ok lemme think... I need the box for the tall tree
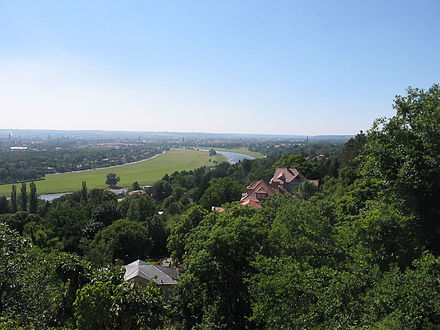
[20,183,27,211]
[29,182,38,214]
[132,181,140,191]
[81,181,87,201]
[0,195,9,214]
[360,84,440,253]
[10,185,17,213]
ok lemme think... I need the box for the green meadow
[0,149,227,196]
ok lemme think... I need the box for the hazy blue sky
[1,1,439,135]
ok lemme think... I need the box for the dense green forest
[1,85,440,328]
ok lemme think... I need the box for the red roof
[270,168,307,185]
[240,179,280,209]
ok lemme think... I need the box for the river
[198,149,255,164]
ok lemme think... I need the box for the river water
[39,192,72,201]
[198,149,255,164]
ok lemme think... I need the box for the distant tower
[182,137,185,143]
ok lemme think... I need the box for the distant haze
[1,1,439,135]
[0,129,352,142]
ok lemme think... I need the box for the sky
[0,1,439,135]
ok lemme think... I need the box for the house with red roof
[270,168,318,193]
[240,179,282,209]
[240,168,318,209]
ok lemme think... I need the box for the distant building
[270,168,317,193]
[140,185,153,194]
[128,190,147,196]
[240,168,318,209]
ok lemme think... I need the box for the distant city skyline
[1,1,439,135]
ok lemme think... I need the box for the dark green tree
[74,281,165,330]
[176,204,267,329]
[20,182,27,211]
[10,185,17,213]
[360,84,440,253]
[132,181,141,190]
[0,196,9,214]
[274,154,320,179]
[105,173,120,188]
[81,181,87,201]
[152,180,172,203]
[126,199,140,222]
[199,177,244,210]
[29,182,38,214]
[87,219,152,265]
[91,201,122,227]
[167,205,208,265]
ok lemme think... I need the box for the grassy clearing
[209,147,264,159]
[0,149,227,196]
[209,154,227,164]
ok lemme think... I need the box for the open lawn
[209,147,264,159]
[0,149,227,196]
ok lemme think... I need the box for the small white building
[123,260,178,298]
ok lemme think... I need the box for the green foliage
[293,181,319,200]
[337,131,366,185]
[126,195,158,221]
[269,198,339,267]
[361,253,440,328]
[176,204,268,329]
[167,205,208,265]
[361,84,440,253]
[132,181,141,190]
[5,211,39,235]
[29,182,38,214]
[41,201,90,253]
[0,196,9,214]
[87,219,152,265]
[74,281,165,330]
[274,153,319,179]
[19,182,27,211]
[9,185,17,213]
[81,181,87,201]
[146,215,168,258]
[152,180,172,203]
[336,200,420,269]
[105,173,120,187]
[91,201,122,227]
[74,281,114,329]
[199,177,244,210]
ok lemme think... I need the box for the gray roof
[123,260,178,285]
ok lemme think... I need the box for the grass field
[209,147,265,159]
[0,149,227,196]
